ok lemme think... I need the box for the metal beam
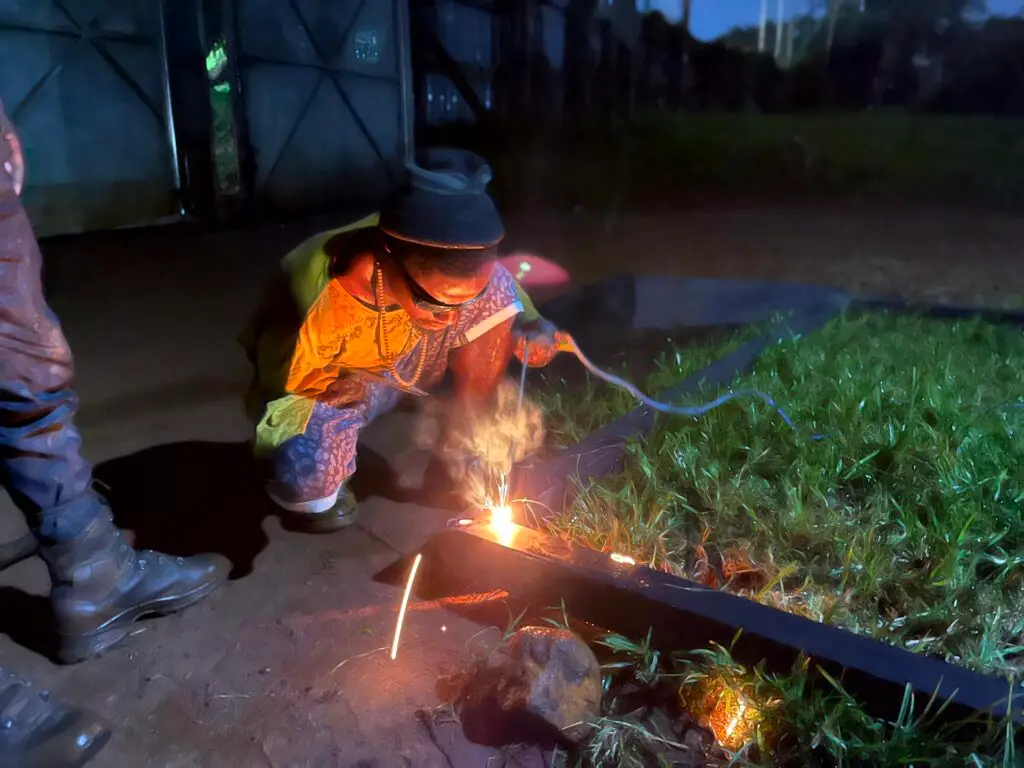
[420,521,1024,728]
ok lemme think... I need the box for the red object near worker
[498,253,571,291]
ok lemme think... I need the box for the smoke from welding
[413,378,545,509]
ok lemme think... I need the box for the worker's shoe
[0,667,110,767]
[279,486,359,534]
[39,511,230,665]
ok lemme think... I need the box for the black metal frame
[3,2,165,124]
[0,0,182,209]
[229,0,408,201]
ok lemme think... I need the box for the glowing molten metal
[487,503,517,547]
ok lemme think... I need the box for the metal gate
[0,0,181,236]
[232,0,413,210]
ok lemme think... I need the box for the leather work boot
[39,512,230,665]
[0,666,110,767]
[281,485,360,534]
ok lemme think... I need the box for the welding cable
[560,334,798,433]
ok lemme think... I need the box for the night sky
[648,0,1022,41]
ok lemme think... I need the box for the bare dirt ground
[0,204,1021,768]
[507,205,1024,310]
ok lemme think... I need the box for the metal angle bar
[852,296,1024,327]
[0,21,72,36]
[11,0,92,122]
[0,14,151,44]
[284,0,334,66]
[12,0,149,123]
[52,0,86,30]
[0,21,151,46]
[238,54,398,84]
[89,39,165,123]
[255,76,323,192]
[279,0,393,180]
[336,0,368,57]
[325,73,395,180]
[421,521,1024,728]
[293,0,394,180]
[11,41,83,121]
[237,53,322,70]
[336,68,400,85]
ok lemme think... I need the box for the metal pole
[774,0,785,60]
[758,0,768,52]
[786,18,794,66]
[396,0,416,163]
[157,0,185,216]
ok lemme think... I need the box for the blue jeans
[0,190,103,544]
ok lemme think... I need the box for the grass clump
[577,629,1019,768]
[542,312,1024,677]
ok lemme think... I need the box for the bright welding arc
[390,553,423,660]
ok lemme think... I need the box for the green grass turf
[582,629,1019,767]
[432,112,1024,212]
[533,311,1024,763]
[537,312,1024,676]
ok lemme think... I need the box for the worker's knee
[265,429,357,512]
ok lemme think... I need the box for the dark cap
[379,147,505,249]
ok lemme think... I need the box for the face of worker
[387,244,495,332]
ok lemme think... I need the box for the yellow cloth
[515,282,542,323]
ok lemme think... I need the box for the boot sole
[55,577,227,665]
[281,511,359,534]
[72,728,111,768]
[62,723,112,768]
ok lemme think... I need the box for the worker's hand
[512,316,563,368]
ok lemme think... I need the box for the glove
[512,316,564,368]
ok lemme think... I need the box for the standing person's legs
[0,194,102,542]
[0,190,229,665]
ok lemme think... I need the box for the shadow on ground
[0,586,58,661]
[92,441,269,580]
[90,440,463,581]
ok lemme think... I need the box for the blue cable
[564,336,799,433]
